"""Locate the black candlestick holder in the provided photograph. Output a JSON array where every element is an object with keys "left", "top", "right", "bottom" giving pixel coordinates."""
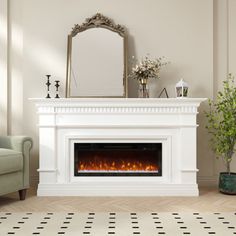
[
  {"left": 45, "top": 75, "right": 51, "bottom": 98},
  {"left": 55, "top": 80, "right": 60, "bottom": 98}
]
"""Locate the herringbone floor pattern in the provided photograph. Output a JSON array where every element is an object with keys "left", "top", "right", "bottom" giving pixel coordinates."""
[{"left": 0, "top": 187, "right": 235, "bottom": 212}]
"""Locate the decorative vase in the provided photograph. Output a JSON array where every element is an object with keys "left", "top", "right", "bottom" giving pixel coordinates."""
[
  {"left": 138, "top": 78, "right": 149, "bottom": 98},
  {"left": 219, "top": 172, "right": 236, "bottom": 194}
]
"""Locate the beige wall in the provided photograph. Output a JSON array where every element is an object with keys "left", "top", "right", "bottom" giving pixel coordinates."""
[
  {"left": 229, "top": 0, "right": 236, "bottom": 76},
  {"left": 3, "top": 0, "right": 235, "bottom": 186},
  {"left": 0, "top": 0, "right": 8, "bottom": 135}
]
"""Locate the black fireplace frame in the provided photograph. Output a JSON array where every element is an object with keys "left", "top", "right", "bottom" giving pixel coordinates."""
[{"left": 74, "top": 143, "right": 162, "bottom": 177}]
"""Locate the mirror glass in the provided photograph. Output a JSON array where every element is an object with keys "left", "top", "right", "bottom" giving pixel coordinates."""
[{"left": 66, "top": 13, "right": 127, "bottom": 97}]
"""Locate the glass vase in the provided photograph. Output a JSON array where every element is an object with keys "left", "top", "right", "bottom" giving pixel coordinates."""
[{"left": 138, "top": 78, "right": 149, "bottom": 98}]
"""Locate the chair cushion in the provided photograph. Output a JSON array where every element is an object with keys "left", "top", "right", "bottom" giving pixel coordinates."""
[{"left": 0, "top": 148, "right": 23, "bottom": 175}]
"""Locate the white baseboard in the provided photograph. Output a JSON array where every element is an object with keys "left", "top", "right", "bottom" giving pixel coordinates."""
[{"left": 198, "top": 176, "right": 218, "bottom": 186}]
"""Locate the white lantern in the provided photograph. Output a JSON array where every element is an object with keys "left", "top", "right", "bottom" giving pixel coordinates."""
[{"left": 175, "top": 79, "right": 188, "bottom": 97}]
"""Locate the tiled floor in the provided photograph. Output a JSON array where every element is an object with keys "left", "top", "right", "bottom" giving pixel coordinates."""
[{"left": 0, "top": 212, "right": 236, "bottom": 236}]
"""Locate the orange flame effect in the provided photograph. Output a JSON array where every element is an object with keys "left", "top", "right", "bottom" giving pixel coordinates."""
[{"left": 77, "top": 160, "right": 158, "bottom": 172}]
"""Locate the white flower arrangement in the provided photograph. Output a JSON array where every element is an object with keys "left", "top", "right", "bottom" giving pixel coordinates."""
[{"left": 129, "top": 55, "right": 168, "bottom": 81}]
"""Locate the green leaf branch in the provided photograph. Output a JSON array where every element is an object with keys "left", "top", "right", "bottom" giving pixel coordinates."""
[{"left": 205, "top": 73, "right": 236, "bottom": 173}]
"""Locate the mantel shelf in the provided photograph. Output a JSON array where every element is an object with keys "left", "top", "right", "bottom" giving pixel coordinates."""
[
  {"left": 30, "top": 98, "right": 207, "bottom": 109},
  {"left": 30, "top": 97, "right": 206, "bottom": 103},
  {"left": 30, "top": 97, "right": 207, "bottom": 115}
]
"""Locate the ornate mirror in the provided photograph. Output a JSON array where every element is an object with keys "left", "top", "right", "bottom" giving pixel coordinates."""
[{"left": 66, "top": 13, "right": 127, "bottom": 98}]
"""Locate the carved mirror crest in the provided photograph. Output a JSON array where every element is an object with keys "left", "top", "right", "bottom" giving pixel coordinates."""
[{"left": 66, "top": 13, "right": 128, "bottom": 98}]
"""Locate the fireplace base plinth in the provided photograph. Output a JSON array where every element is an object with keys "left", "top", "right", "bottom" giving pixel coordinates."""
[{"left": 37, "top": 183, "right": 199, "bottom": 196}]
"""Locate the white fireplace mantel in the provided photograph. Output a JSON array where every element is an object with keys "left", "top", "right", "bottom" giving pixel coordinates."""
[{"left": 31, "top": 98, "right": 206, "bottom": 196}]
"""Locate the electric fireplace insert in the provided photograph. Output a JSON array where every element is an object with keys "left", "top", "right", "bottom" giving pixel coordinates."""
[{"left": 74, "top": 143, "right": 162, "bottom": 176}]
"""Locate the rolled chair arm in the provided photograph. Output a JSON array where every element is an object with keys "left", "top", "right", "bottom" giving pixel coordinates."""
[
  {"left": 0, "top": 136, "right": 33, "bottom": 153},
  {"left": 0, "top": 136, "right": 33, "bottom": 188}
]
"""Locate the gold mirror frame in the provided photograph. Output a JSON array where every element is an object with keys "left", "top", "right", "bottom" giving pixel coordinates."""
[{"left": 66, "top": 13, "right": 128, "bottom": 98}]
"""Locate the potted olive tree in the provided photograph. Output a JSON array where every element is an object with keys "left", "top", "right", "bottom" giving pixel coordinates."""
[{"left": 205, "top": 73, "right": 236, "bottom": 194}]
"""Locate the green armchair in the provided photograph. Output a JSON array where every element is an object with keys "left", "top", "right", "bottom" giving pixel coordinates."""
[{"left": 0, "top": 136, "right": 33, "bottom": 200}]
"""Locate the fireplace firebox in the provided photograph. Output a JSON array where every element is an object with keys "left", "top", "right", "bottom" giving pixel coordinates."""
[{"left": 74, "top": 143, "right": 162, "bottom": 176}]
